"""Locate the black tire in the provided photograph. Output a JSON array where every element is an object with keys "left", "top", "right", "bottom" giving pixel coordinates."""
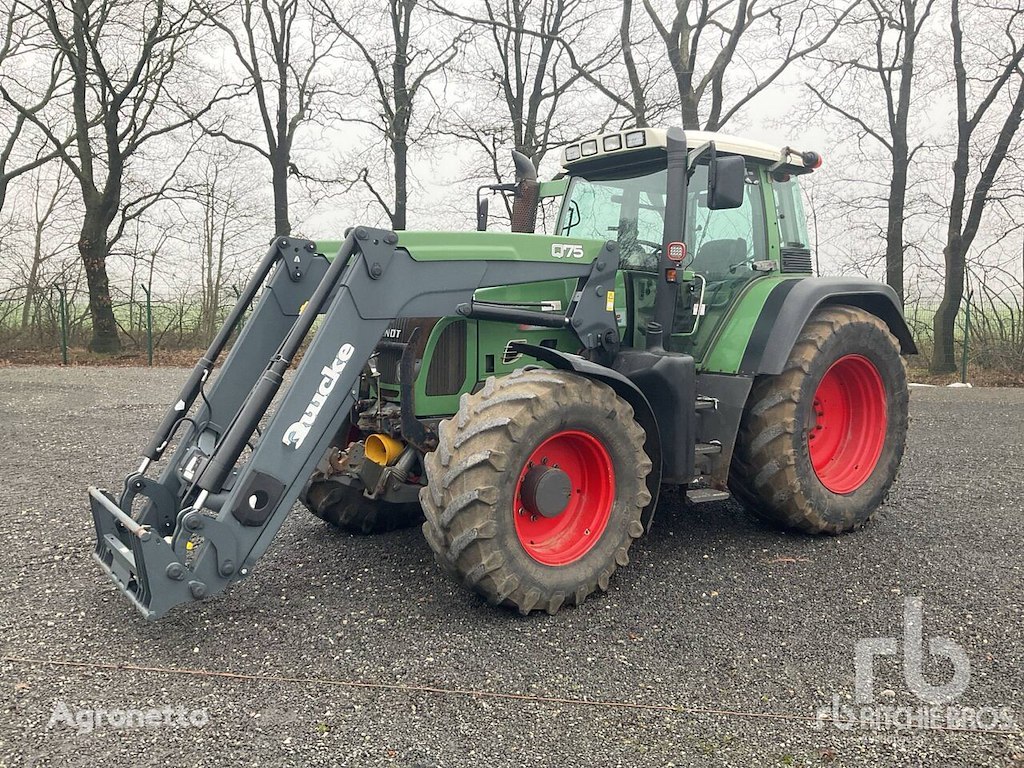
[
  {"left": 421, "top": 368, "right": 652, "bottom": 615},
  {"left": 302, "top": 478, "right": 422, "bottom": 535},
  {"left": 729, "top": 305, "right": 908, "bottom": 534}
]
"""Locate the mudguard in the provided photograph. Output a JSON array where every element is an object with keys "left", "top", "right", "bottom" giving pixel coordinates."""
[{"left": 740, "top": 278, "right": 917, "bottom": 375}]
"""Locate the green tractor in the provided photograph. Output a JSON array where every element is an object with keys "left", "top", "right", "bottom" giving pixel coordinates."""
[{"left": 89, "top": 127, "right": 914, "bottom": 619}]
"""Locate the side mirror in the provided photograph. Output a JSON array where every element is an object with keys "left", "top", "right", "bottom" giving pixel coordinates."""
[
  {"left": 707, "top": 153, "right": 745, "bottom": 210},
  {"left": 476, "top": 195, "right": 489, "bottom": 231}
]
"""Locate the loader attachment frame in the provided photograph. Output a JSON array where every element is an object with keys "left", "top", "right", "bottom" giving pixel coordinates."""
[{"left": 90, "top": 227, "right": 621, "bottom": 619}]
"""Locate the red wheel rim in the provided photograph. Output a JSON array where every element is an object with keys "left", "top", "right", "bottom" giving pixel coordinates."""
[
  {"left": 514, "top": 430, "right": 615, "bottom": 566},
  {"left": 807, "top": 354, "right": 888, "bottom": 494}
]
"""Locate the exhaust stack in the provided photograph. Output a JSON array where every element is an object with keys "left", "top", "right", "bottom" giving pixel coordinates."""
[{"left": 510, "top": 150, "right": 539, "bottom": 234}]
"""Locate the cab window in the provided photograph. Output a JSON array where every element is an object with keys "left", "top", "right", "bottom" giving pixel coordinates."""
[
  {"left": 558, "top": 168, "right": 666, "bottom": 270},
  {"left": 671, "top": 163, "right": 768, "bottom": 359},
  {"left": 771, "top": 174, "right": 811, "bottom": 248},
  {"left": 687, "top": 163, "right": 766, "bottom": 275}
]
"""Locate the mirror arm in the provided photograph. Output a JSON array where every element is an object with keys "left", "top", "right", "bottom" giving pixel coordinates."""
[
  {"left": 475, "top": 182, "right": 519, "bottom": 232},
  {"left": 686, "top": 141, "right": 715, "bottom": 171}
]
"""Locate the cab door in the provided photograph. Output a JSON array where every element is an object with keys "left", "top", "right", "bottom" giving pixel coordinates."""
[{"left": 671, "top": 162, "right": 770, "bottom": 360}]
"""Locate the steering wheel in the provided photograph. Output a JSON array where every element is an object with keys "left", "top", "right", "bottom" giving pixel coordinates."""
[
  {"left": 635, "top": 239, "right": 663, "bottom": 257},
  {"left": 619, "top": 238, "right": 663, "bottom": 271}
]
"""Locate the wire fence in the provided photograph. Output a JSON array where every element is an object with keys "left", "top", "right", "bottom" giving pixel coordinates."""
[
  {"left": 1, "top": 276, "right": 1022, "bottom": 380},
  {"left": 0, "top": 282, "right": 245, "bottom": 363}
]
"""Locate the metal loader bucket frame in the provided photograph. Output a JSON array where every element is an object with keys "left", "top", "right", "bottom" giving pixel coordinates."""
[{"left": 89, "top": 227, "right": 621, "bottom": 619}]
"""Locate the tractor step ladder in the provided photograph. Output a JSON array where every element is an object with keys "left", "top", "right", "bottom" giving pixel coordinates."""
[
  {"left": 694, "top": 441, "right": 722, "bottom": 456},
  {"left": 686, "top": 488, "right": 732, "bottom": 504},
  {"left": 690, "top": 396, "right": 729, "bottom": 504}
]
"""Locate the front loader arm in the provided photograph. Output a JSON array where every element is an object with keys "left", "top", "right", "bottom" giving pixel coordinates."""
[{"left": 90, "top": 228, "right": 620, "bottom": 619}]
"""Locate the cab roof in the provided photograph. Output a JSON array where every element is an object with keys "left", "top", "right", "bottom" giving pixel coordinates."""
[{"left": 559, "top": 128, "right": 821, "bottom": 175}]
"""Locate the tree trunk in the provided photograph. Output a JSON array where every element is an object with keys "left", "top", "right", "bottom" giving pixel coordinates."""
[
  {"left": 620, "top": 0, "right": 647, "bottom": 126},
  {"left": 884, "top": 152, "right": 908, "bottom": 306},
  {"left": 21, "top": 236, "right": 42, "bottom": 330},
  {"left": 271, "top": 154, "right": 291, "bottom": 237},
  {"left": 391, "top": 3, "right": 410, "bottom": 232},
  {"left": 22, "top": 186, "right": 54, "bottom": 329},
  {"left": 931, "top": 236, "right": 965, "bottom": 373},
  {"left": 393, "top": 133, "right": 407, "bottom": 230},
  {"left": 681, "top": 93, "right": 700, "bottom": 130},
  {"left": 79, "top": 216, "right": 120, "bottom": 354}
]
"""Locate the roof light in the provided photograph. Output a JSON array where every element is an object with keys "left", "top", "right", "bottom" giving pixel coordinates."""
[
  {"left": 580, "top": 139, "right": 598, "bottom": 156},
  {"left": 603, "top": 134, "right": 622, "bottom": 151},
  {"left": 564, "top": 144, "right": 582, "bottom": 162},
  {"left": 625, "top": 130, "right": 646, "bottom": 148}
]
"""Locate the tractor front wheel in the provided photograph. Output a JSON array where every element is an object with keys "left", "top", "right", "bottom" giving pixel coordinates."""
[
  {"left": 421, "top": 368, "right": 652, "bottom": 614},
  {"left": 302, "top": 477, "right": 422, "bottom": 535},
  {"left": 729, "top": 305, "right": 908, "bottom": 534}
]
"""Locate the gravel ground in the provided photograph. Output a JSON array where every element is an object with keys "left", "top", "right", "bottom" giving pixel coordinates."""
[{"left": 0, "top": 366, "right": 1021, "bottom": 767}]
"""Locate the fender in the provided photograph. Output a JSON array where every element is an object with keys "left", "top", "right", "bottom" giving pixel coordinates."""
[
  {"left": 741, "top": 278, "right": 918, "bottom": 375},
  {"left": 510, "top": 342, "right": 663, "bottom": 531}
]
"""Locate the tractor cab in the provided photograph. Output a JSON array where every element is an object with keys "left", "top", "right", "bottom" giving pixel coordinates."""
[{"left": 553, "top": 128, "right": 820, "bottom": 361}]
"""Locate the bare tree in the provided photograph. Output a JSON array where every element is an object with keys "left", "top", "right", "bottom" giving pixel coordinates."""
[
  {"left": 616, "top": 0, "right": 648, "bottom": 125},
  {"left": 184, "top": 148, "right": 263, "bottom": 338},
  {"left": 2, "top": 0, "right": 214, "bottom": 353},
  {"left": 0, "top": 0, "right": 67, "bottom": 215},
  {"left": 474, "top": 0, "right": 615, "bottom": 164},
  {"left": 431, "top": 0, "right": 619, "bottom": 220},
  {"left": 931, "top": 0, "right": 1024, "bottom": 373},
  {"left": 318, "top": 0, "right": 465, "bottom": 230},
  {"left": 808, "top": 0, "right": 937, "bottom": 305},
  {"left": 566, "top": 0, "right": 679, "bottom": 128},
  {"left": 20, "top": 162, "right": 76, "bottom": 329},
  {"left": 641, "top": 0, "right": 858, "bottom": 130},
  {"left": 201, "top": 0, "right": 338, "bottom": 238},
  {"left": 614, "top": 0, "right": 654, "bottom": 126}
]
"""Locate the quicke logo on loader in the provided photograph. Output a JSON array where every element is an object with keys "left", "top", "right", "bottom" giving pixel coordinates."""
[{"left": 282, "top": 342, "right": 356, "bottom": 449}]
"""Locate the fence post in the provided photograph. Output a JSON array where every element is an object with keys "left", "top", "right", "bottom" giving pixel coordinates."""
[
  {"left": 232, "top": 284, "right": 245, "bottom": 335},
  {"left": 141, "top": 283, "right": 153, "bottom": 366},
  {"left": 961, "top": 289, "right": 972, "bottom": 385},
  {"left": 54, "top": 284, "right": 68, "bottom": 365}
]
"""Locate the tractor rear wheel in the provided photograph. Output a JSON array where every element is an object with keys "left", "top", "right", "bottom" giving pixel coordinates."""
[
  {"left": 302, "top": 477, "right": 422, "bottom": 535},
  {"left": 421, "top": 368, "right": 652, "bottom": 614},
  {"left": 729, "top": 305, "right": 908, "bottom": 534}
]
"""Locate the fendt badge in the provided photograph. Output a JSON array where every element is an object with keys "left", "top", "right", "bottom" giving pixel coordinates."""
[{"left": 282, "top": 343, "right": 356, "bottom": 449}]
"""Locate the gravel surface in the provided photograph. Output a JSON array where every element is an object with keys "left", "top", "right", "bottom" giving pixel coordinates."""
[{"left": 0, "top": 366, "right": 1021, "bottom": 767}]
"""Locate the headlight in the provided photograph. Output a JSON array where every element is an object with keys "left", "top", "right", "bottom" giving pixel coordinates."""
[{"left": 625, "top": 130, "right": 646, "bottom": 148}]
